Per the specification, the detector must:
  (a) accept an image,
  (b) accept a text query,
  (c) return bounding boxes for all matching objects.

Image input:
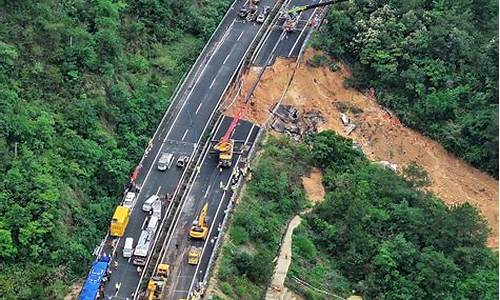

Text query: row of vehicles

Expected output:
[238,1,270,23]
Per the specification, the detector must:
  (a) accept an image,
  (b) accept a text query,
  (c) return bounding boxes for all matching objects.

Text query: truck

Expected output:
[157,152,174,171]
[187,246,202,265]
[151,198,162,219]
[132,230,151,265]
[146,264,170,300]
[110,206,130,237]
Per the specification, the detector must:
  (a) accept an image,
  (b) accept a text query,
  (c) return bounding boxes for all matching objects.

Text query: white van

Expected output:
[142,195,159,212]
[122,192,136,209]
[146,216,159,236]
[157,153,174,171]
[123,237,134,258]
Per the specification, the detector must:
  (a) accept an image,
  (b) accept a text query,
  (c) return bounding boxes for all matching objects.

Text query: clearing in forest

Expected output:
[223,49,499,248]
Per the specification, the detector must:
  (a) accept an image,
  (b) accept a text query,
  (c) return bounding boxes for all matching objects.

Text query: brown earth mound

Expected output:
[222,49,499,247]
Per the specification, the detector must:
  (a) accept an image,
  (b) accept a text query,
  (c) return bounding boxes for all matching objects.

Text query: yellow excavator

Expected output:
[189,203,208,239]
[188,246,202,265]
[146,264,170,300]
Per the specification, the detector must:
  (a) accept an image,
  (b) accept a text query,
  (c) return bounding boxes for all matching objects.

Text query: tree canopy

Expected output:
[0,0,231,298]
[313,0,499,177]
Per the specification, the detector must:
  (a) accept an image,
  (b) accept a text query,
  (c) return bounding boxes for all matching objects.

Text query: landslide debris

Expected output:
[222,49,499,247]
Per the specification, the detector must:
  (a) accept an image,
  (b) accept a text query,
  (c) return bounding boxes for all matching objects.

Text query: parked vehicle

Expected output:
[110,206,130,237]
[123,237,134,258]
[78,255,110,300]
[238,8,248,18]
[157,152,173,171]
[133,230,151,265]
[256,13,265,23]
[176,155,189,168]
[122,192,136,209]
[143,195,159,212]
[146,216,159,236]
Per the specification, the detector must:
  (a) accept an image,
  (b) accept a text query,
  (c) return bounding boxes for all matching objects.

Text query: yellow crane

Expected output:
[189,203,209,239]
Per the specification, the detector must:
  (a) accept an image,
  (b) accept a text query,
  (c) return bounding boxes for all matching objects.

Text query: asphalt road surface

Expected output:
[90,0,272,298]
[159,116,259,300]
[253,0,323,66]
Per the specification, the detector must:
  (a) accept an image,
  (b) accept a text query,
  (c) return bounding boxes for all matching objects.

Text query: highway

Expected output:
[157,116,259,299]
[154,1,329,299]
[253,0,323,66]
[92,0,272,298]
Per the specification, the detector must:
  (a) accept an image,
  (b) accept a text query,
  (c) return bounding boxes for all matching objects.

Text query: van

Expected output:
[146,216,159,236]
[157,152,174,171]
[142,195,159,212]
[122,192,136,209]
[123,237,134,258]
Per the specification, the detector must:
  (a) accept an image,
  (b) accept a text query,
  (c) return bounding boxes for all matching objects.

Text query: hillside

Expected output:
[0,0,231,298]
[315,0,498,177]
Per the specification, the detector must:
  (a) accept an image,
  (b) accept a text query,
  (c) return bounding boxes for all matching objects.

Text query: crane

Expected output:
[283,0,346,32]
[189,203,209,239]
[213,102,245,168]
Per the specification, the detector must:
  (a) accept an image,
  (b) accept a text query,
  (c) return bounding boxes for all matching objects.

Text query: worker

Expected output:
[175,243,179,250]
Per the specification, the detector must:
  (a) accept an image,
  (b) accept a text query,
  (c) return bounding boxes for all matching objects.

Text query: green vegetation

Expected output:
[215,136,310,299]
[287,131,498,299]
[0,0,232,298]
[313,0,499,177]
[214,131,497,300]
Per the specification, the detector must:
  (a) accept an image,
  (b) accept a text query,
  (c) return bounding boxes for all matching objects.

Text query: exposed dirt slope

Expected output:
[223,49,499,247]
[302,167,325,204]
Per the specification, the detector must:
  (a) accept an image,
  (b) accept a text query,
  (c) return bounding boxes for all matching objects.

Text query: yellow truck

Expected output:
[214,139,234,168]
[188,246,202,265]
[110,206,130,237]
[146,264,170,300]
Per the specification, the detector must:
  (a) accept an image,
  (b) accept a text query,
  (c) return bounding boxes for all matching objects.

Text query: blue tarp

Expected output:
[79,256,109,300]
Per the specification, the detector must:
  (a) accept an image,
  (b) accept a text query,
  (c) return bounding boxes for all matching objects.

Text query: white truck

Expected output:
[157,153,174,171]
[132,230,151,266]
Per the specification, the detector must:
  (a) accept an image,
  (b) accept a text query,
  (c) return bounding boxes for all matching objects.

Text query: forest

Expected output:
[214,132,498,299]
[313,0,499,177]
[0,0,231,298]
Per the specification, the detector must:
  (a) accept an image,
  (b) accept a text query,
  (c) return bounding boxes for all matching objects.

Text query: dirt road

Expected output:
[223,49,499,247]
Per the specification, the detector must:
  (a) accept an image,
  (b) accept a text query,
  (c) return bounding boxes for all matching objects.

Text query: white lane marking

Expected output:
[237,31,244,41]
[288,4,319,57]
[223,54,231,65]
[195,102,203,115]
[280,33,285,41]
[141,218,148,229]
[182,129,189,141]
[209,75,218,89]
[204,184,212,198]
[244,124,256,145]
[114,282,122,296]
[156,186,162,196]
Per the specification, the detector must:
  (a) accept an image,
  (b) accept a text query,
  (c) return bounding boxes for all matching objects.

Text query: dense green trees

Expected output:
[314,0,498,176]
[288,131,498,299]
[0,0,231,298]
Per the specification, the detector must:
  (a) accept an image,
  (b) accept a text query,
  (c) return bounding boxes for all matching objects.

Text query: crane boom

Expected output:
[286,0,342,15]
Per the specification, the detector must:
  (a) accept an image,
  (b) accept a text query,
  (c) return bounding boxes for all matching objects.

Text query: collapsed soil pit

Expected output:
[222,49,499,247]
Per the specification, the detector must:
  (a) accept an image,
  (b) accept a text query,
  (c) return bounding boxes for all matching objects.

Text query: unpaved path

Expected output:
[223,49,499,247]
[266,169,325,300]
[266,215,305,300]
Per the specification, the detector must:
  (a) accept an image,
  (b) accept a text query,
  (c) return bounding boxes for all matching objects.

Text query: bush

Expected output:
[306,54,330,68]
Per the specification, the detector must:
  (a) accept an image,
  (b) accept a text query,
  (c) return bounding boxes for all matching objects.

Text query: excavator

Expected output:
[283,0,346,32]
[189,203,209,239]
[146,264,170,300]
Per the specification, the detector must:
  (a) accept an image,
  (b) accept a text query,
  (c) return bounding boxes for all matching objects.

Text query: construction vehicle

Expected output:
[214,102,246,168]
[189,203,209,239]
[146,264,170,300]
[283,0,343,32]
[110,206,130,237]
[188,246,202,265]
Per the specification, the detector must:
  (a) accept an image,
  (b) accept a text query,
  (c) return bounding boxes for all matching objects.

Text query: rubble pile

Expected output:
[271,104,325,140]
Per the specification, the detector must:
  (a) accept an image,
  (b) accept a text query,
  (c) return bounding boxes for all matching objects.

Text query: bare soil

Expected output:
[64,282,82,300]
[302,167,325,204]
[222,49,499,248]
